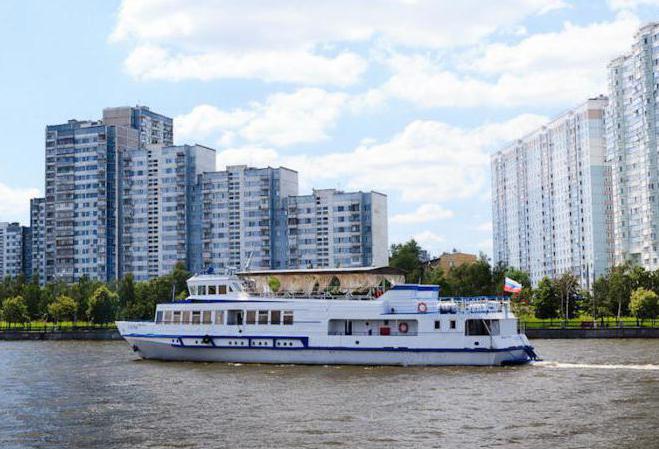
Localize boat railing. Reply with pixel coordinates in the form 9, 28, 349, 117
244, 290, 377, 301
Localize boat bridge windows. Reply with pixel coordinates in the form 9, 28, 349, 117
328, 319, 418, 336
189, 283, 233, 296
465, 319, 499, 336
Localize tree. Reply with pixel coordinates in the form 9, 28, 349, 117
170, 261, 190, 298
1, 296, 29, 327
629, 288, 659, 325
118, 273, 136, 318
533, 277, 560, 319
555, 272, 579, 320
389, 240, 425, 283
608, 266, 632, 319
87, 286, 119, 325
589, 276, 610, 323
47, 295, 78, 322
267, 276, 281, 293
22, 275, 43, 320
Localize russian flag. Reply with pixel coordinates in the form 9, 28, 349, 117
504, 277, 522, 294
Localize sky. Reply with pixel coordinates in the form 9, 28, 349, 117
1, 0, 659, 259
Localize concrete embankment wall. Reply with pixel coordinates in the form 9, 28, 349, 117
526, 327, 659, 339
0, 329, 122, 341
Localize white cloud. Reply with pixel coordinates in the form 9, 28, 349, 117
380, 14, 640, 108
0, 183, 40, 224
215, 147, 280, 170
175, 88, 348, 147
112, 0, 567, 84
247, 113, 548, 203
391, 204, 454, 224
609, 0, 659, 9
124, 45, 366, 86
474, 221, 493, 232
413, 230, 446, 253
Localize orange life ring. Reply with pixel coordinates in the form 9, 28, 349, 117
417, 302, 428, 313
398, 322, 409, 334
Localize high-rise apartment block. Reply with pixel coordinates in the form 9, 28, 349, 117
0, 222, 25, 279
30, 198, 46, 283
103, 106, 173, 147
606, 23, 659, 269
10, 106, 388, 283
492, 97, 611, 288
121, 144, 215, 280
285, 189, 388, 269
44, 120, 131, 283
201, 166, 299, 271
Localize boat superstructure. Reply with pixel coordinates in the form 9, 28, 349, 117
116, 271, 540, 366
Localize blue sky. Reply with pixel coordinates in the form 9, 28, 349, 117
1, 0, 659, 258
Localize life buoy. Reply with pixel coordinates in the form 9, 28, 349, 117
417, 302, 428, 313
398, 322, 409, 334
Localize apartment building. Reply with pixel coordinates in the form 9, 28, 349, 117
30, 198, 46, 283
606, 22, 659, 269
201, 166, 299, 271
285, 189, 388, 269
103, 105, 173, 147
121, 144, 215, 280
492, 97, 611, 288
0, 222, 24, 279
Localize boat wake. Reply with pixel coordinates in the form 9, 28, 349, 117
535, 361, 659, 371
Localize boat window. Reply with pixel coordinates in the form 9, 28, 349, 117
163, 310, 172, 324
192, 311, 201, 324
198, 285, 206, 295
155, 311, 163, 323
172, 311, 181, 324
208, 285, 217, 295
450, 320, 456, 330
215, 310, 224, 325
283, 311, 294, 325
202, 311, 212, 324
189, 286, 197, 295
434, 320, 440, 330
218, 285, 227, 294
258, 310, 268, 325
228, 285, 234, 292
270, 310, 281, 325
182, 311, 191, 324
246, 310, 256, 325
227, 310, 243, 325
466, 319, 498, 336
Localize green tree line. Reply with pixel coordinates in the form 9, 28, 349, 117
389, 240, 659, 323
0, 262, 190, 327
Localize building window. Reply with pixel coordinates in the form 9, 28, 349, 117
270, 310, 281, 325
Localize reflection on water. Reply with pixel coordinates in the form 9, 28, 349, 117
0, 339, 657, 449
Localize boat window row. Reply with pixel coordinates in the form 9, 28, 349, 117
156, 309, 294, 325
189, 284, 233, 295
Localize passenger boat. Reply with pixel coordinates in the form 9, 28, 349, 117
116, 271, 541, 366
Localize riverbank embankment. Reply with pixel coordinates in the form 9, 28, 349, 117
0, 329, 121, 341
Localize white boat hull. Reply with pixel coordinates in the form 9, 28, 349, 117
124, 336, 532, 366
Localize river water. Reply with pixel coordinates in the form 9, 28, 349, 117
0, 340, 657, 449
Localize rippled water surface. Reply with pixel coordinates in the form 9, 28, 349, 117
0, 340, 658, 449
